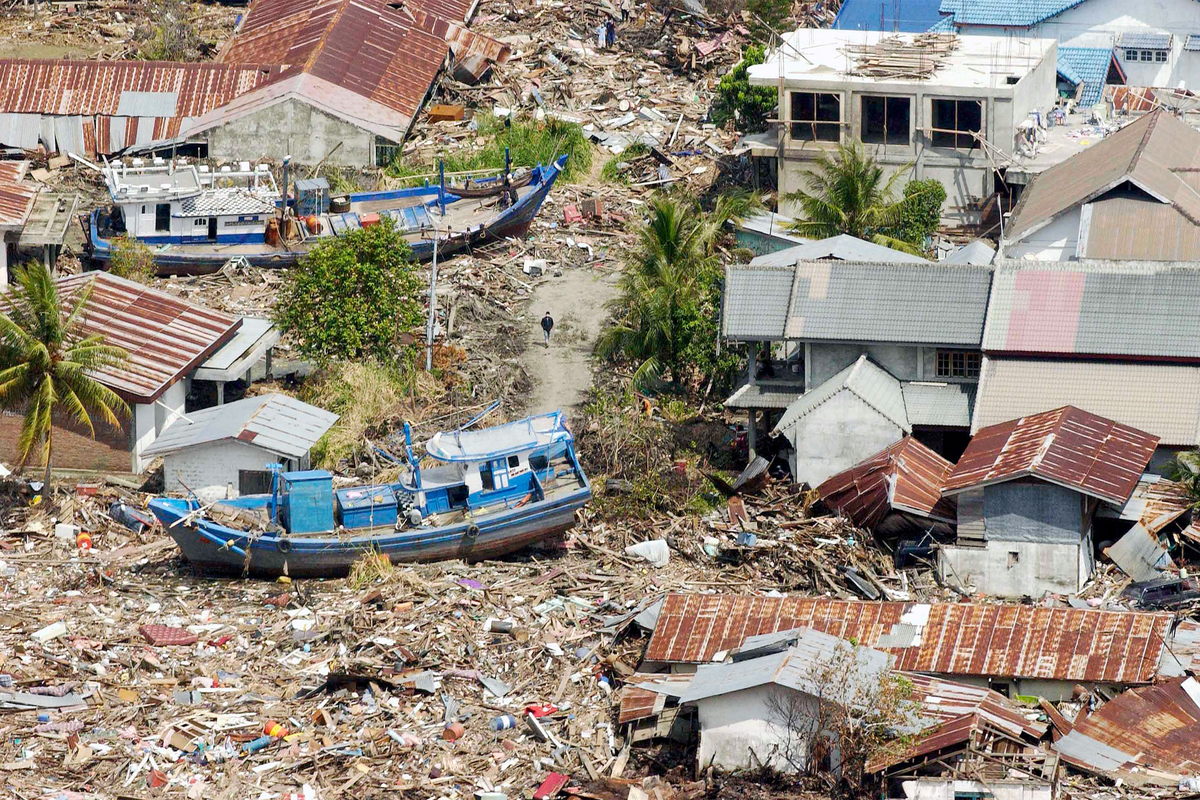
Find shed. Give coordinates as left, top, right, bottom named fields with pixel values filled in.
left=143, top=393, right=338, bottom=500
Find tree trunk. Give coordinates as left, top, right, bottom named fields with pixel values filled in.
left=41, top=428, right=52, bottom=490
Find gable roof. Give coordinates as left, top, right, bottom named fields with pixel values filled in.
left=938, top=0, right=1088, bottom=27
left=1004, top=110, right=1200, bottom=246
left=982, top=264, right=1200, bottom=360
left=143, top=393, right=338, bottom=458
left=1057, top=47, right=1116, bottom=107
left=773, top=355, right=910, bottom=435
left=644, top=593, right=1172, bottom=684
left=50, top=272, right=240, bottom=404
left=816, top=436, right=957, bottom=528
left=748, top=234, right=932, bottom=267
left=943, top=405, right=1158, bottom=505
left=973, top=357, right=1200, bottom=446
left=833, top=0, right=946, bottom=32
left=0, top=161, right=36, bottom=230
left=723, top=260, right=993, bottom=344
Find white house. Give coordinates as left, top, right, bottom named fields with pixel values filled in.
left=143, top=393, right=338, bottom=501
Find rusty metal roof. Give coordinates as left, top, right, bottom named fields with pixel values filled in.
left=1054, top=676, right=1200, bottom=786
left=816, top=436, right=957, bottom=529
left=54, top=272, right=240, bottom=403
left=644, top=594, right=1171, bottom=684
left=0, top=161, right=36, bottom=229
left=943, top=406, right=1158, bottom=505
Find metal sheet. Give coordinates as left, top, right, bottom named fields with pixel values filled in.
left=115, top=90, right=179, bottom=117
left=0, top=161, right=37, bottom=229
left=143, top=393, right=338, bottom=458
left=1103, top=522, right=1174, bottom=582
left=817, top=436, right=956, bottom=528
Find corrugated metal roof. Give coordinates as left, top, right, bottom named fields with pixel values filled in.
left=817, top=436, right=957, bottom=528
left=1054, top=676, right=1200, bottom=787
left=724, top=260, right=992, bottom=344
left=901, top=381, right=974, bottom=427
left=1080, top=196, right=1200, bottom=261
left=1103, top=522, right=1174, bottom=582
left=943, top=239, right=995, bottom=265
left=143, top=393, right=338, bottom=458
left=723, top=381, right=804, bottom=410
left=1005, top=110, right=1200, bottom=248
left=644, top=594, right=1172, bottom=684
left=52, top=272, right=240, bottom=403
left=982, top=264, right=1200, bottom=360
left=938, top=0, right=1087, bottom=27
left=944, top=405, right=1158, bottom=505
left=618, top=672, right=692, bottom=724
left=0, top=161, right=36, bottom=229
left=973, top=357, right=1200, bottom=446
left=1057, top=47, right=1114, bottom=107
left=750, top=234, right=931, bottom=267
left=773, top=355, right=910, bottom=435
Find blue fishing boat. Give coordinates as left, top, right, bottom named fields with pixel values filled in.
left=147, top=411, right=591, bottom=577
left=85, top=155, right=567, bottom=277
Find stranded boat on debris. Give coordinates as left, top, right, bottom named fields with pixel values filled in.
left=85, top=155, right=567, bottom=276
left=147, top=411, right=591, bottom=577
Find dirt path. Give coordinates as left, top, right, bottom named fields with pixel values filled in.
left=520, top=267, right=620, bottom=417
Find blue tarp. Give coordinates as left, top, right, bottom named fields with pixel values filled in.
left=832, top=0, right=947, bottom=32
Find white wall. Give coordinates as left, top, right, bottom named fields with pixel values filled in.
left=162, top=439, right=289, bottom=501
left=1003, top=208, right=1081, bottom=260
left=205, top=99, right=377, bottom=168
left=694, top=685, right=819, bottom=774
left=782, top=391, right=904, bottom=486
left=132, top=402, right=156, bottom=473
left=900, top=778, right=1053, bottom=800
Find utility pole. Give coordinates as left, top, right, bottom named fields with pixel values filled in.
left=425, top=229, right=439, bottom=372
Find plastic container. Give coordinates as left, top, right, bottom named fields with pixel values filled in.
left=264, top=720, right=288, bottom=738
left=489, top=714, right=517, bottom=731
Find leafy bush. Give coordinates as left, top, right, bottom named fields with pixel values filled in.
left=745, top=0, right=793, bottom=35
left=386, top=113, right=594, bottom=185
left=897, top=179, right=948, bottom=248
left=711, top=45, right=777, bottom=133
left=107, top=236, right=156, bottom=283
left=300, top=361, right=415, bottom=468
left=273, top=219, right=423, bottom=363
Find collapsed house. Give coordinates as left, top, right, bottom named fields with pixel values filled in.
left=0, top=0, right=510, bottom=165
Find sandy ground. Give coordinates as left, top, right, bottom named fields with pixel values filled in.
left=520, top=266, right=620, bottom=418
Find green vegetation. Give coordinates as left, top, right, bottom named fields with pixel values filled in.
left=897, top=178, right=948, bottom=250
left=597, top=191, right=759, bottom=391
left=300, top=361, right=421, bottom=469
left=745, top=0, right=793, bottom=37
left=273, top=219, right=423, bottom=363
left=0, top=263, right=130, bottom=485
left=107, top=236, right=156, bottom=283
left=386, top=114, right=593, bottom=185
left=601, top=142, right=651, bottom=184
left=1165, top=449, right=1200, bottom=511
left=137, top=0, right=211, bottom=61
left=711, top=45, right=777, bottom=132
left=786, top=142, right=943, bottom=255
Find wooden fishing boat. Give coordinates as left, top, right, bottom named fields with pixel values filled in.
left=147, top=411, right=591, bottom=578
left=85, top=156, right=566, bottom=276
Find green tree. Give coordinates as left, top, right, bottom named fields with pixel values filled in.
left=0, top=263, right=130, bottom=486
left=897, top=178, right=947, bottom=249
left=712, top=45, right=777, bottom=133
left=107, top=236, right=156, bottom=283
left=274, top=219, right=423, bottom=363
left=786, top=142, right=937, bottom=255
left=745, top=0, right=793, bottom=38
left=1165, top=449, right=1200, bottom=511
left=598, top=191, right=759, bottom=389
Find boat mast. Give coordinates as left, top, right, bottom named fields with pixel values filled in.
left=425, top=218, right=439, bottom=372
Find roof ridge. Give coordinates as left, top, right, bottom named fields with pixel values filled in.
left=1128, top=109, right=1162, bottom=174
left=301, top=0, right=354, bottom=73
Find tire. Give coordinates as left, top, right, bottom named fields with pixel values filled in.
left=466, top=524, right=480, bottom=539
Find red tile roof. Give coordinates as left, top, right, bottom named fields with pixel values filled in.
left=943, top=406, right=1159, bottom=505
left=816, top=436, right=956, bottom=528
left=0, top=161, right=36, bottom=229
left=55, top=272, right=240, bottom=403
left=644, top=594, right=1171, bottom=684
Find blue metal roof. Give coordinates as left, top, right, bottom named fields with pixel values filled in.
left=1057, top=47, right=1114, bottom=106
left=938, top=0, right=1088, bottom=27
left=832, top=0, right=946, bottom=32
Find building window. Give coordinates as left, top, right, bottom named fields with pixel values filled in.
left=790, top=92, right=841, bottom=142
left=373, top=137, right=400, bottom=167
left=1155, top=49, right=1169, bottom=62
left=155, top=203, right=171, bottom=232
left=1126, top=49, right=1140, bottom=61
left=861, top=96, right=910, bottom=145
left=935, top=350, right=981, bottom=379
left=931, top=98, right=982, bottom=149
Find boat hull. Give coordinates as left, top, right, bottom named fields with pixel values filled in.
left=149, top=485, right=589, bottom=578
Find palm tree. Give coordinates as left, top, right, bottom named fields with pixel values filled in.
left=598, top=191, right=760, bottom=386
left=0, top=263, right=130, bottom=487
left=1165, top=449, right=1200, bottom=511
left=785, top=141, right=925, bottom=255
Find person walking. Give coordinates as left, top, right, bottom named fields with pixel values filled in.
left=606, top=17, right=616, bottom=47
left=597, top=20, right=607, bottom=49
left=541, top=311, right=554, bottom=348
left=620, top=0, right=630, bottom=23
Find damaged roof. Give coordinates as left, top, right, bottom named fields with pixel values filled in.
left=143, top=393, right=338, bottom=458
left=773, top=355, right=909, bottom=436
left=644, top=594, right=1172, bottom=684
left=0, top=161, right=36, bottom=230
left=52, top=272, right=240, bottom=403
left=1004, top=110, right=1200, bottom=257
left=1054, top=676, right=1200, bottom=786
left=816, top=436, right=957, bottom=528
left=943, top=405, right=1158, bottom=505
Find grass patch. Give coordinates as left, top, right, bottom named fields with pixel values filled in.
left=385, top=113, right=594, bottom=186
left=600, top=142, right=651, bottom=184
left=348, top=550, right=394, bottom=590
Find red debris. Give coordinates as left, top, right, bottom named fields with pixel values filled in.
left=533, top=772, right=570, bottom=800
left=562, top=205, right=582, bottom=224
left=139, top=625, right=198, bottom=647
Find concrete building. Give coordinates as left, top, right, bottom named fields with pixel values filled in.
left=721, top=259, right=992, bottom=483
left=939, top=406, right=1159, bottom=598
left=144, top=393, right=337, bottom=501
left=746, top=29, right=1058, bottom=225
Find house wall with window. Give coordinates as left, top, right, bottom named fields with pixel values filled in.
left=807, top=343, right=981, bottom=390
left=749, top=31, right=1058, bottom=225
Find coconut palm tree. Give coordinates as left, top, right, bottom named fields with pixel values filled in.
left=785, top=141, right=925, bottom=255
left=1165, top=449, right=1200, bottom=511
left=598, top=191, right=760, bottom=386
left=0, top=263, right=130, bottom=487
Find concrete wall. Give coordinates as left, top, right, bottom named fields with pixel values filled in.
left=1003, top=208, right=1081, bottom=260
left=781, top=390, right=904, bottom=486
left=694, top=684, right=819, bottom=774
left=899, top=778, right=1053, bottom=800
left=162, top=439, right=293, bottom=501
left=205, top=99, right=376, bottom=168
left=941, top=538, right=1088, bottom=597
left=807, top=344, right=919, bottom=389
